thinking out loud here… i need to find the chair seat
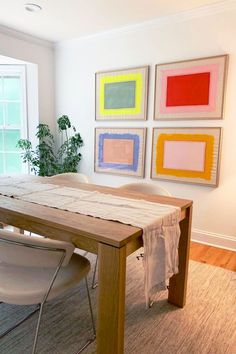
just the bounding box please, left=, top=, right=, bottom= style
left=0, top=254, right=90, bottom=305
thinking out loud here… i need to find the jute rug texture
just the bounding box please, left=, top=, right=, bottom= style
left=1, top=252, right=235, bottom=354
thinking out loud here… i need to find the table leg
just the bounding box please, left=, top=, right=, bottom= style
left=97, top=242, right=127, bottom=354
left=168, top=205, right=193, bottom=307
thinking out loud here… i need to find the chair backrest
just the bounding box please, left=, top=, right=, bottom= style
left=0, top=229, right=75, bottom=268
left=49, top=172, right=90, bottom=184
left=119, top=182, right=171, bottom=196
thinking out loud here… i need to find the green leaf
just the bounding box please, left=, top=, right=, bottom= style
left=17, top=115, right=83, bottom=176
left=57, top=115, right=71, bottom=131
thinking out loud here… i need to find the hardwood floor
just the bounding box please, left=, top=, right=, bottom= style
left=190, top=241, right=236, bottom=272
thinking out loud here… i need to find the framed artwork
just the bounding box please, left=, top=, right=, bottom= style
left=95, top=66, right=149, bottom=121
left=154, top=55, right=228, bottom=120
left=95, top=128, right=146, bottom=177
left=151, top=127, right=222, bottom=187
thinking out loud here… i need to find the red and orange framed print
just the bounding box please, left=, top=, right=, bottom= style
left=95, top=128, right=146, bottom=177
left=154, top=55, right=228, bottom=120
left=151, top=127, right=222, bottom=186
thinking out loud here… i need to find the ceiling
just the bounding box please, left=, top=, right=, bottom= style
left=0, top=0, right=228, bottom=42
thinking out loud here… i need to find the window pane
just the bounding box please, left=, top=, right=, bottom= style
left=5, top=153, right=21, bottom=173
left=0, top=103, right=4, bottom=125
left=0, top=130, right=3, bottom=150
left=4, top=76, right=21, bottom=100
left=0, top=77, right=3, bottom=100
left=4, top=130, right=20, bottom=151
left=6, top=102, right=21, bottom=125
left=0, top=153, right=4, bottom=173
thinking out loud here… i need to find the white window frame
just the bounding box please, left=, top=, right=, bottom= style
left=0, top=64, right=28, bottom=174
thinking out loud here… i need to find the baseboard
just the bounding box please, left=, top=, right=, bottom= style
left=191, top=228, right=236, bottom=251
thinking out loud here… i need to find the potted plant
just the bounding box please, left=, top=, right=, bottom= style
left=17, top=115, right=83, bottom=176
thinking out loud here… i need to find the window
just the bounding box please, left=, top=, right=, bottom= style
left=0, top=65, right=28, bottom=174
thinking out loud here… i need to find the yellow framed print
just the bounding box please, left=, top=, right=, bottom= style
left=95, top=66, right=149, bottom=120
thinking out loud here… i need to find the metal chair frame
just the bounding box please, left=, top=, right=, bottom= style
left=0, top=237, right=96, bottom=354
left=91, top=256, right=98, bottom=289
left=83, top=251, right=98, bottom=289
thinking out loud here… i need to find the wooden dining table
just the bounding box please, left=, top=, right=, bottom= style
left=0, top=177, right=192, bottom=354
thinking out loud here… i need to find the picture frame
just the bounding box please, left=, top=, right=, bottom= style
left=151, top=127, right=222, bottom=187
left=95, top=66, right=149, bottom=121
left=154, top=55, right=228, bottom=120
left=94, top=127, right=146, bottom=177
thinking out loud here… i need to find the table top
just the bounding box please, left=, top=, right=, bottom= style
left=0, top=178, right=192, bottom=248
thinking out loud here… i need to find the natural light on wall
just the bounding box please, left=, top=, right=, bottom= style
left=0, top=56, right=39, bottom=174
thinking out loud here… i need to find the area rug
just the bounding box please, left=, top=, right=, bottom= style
left=1, top=251, right=235, bottom=354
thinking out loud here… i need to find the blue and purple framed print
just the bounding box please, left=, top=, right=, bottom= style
left=95, top=128, right=146, bottom=177
left=95, top=66, right=149, bottom=121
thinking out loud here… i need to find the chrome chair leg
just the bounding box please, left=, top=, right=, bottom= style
left=76, top=277, right=96, bottom=354
left=85, top=277, right=96, bottom=337
left=32, top=277, right=96, bottom=354
left=31, top=251, right=66, bottom=354
left=32, top=302, right=45, bottom=354
left=148, top=299, right=154, bottom=308
left=91, top=256, right=98, bottom=289
left=82, top=252, right=98, bottom=289
left=0, top=305, right=40, bottom=339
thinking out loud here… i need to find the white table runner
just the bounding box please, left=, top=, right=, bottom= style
left=0, top=176, right=181, bottom=307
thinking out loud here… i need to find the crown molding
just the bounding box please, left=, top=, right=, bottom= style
left=55, top=0, right=236, bottom=48
left=0, top=24, right=53, bottom=49
left=0, top=1, right=235, bottom=49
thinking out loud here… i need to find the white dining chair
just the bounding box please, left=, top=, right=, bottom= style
left=118, top=182, right=171, bottom=196
left=0, top=229, right=96, bottom=354
left=49, top=172, right=90, bottom=184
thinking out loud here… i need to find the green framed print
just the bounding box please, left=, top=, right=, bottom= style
left=95, top=66, right=149, bottom=120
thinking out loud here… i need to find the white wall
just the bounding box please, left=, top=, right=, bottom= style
left=55, top=3, right=236, bottom=249
left=0, top=27, right=55, bottom=132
